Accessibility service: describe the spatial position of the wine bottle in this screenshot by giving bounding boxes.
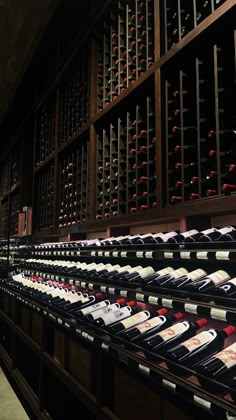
[198,226,235,242]
[212,278,236,297]
[75,297,126,319]
[120,308,168,340]
[141,312,184,349]
[167,229,200,243]
[152,318,208,354]
[87,300,126,321]
[167,269,208,290]
[184,228,217,243]
[94,301,137,327]
[148,268,189,287]
[167,325,236,369]
[108,310,151,334]
[184,270,231,293]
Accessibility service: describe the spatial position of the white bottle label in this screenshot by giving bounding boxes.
[171,268,188,279]
[136,316,165,333]
[182,330,217,353]
[158,321,189,342]
[224,278,236,286]
[215,343,236,369]
[139,267,155,279]
[162,231,178,242]
[201,228,216,234]
[91,303,119,320]
[157,267,174,276]
[120,311,150,329]
[80,300,108,316]
[218,226,235,234]
[188,269,207,281]
[182,229,198,238]
[207,270,230,285]
[103,307,132,326]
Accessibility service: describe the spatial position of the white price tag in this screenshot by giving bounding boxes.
[105,252,110,257]
[43,310,47,316]
[136,252,144,258]
[162,298,173,308]
[139,364,150,376]
[148,296,158,305]
[108,287,116,295]
[81,282,86,288]
[91,251,96,257]
[65,323,70,329]
[210,307,227,322]
[196,251,208,260]
[136,293,145,302]
[121,252,127,257]
[163,379,176,391]
[61,278,65,283]
[145,251,153,259]
[101,343,109,352]
[184,303,198,315]
[76,251,81,256]
[75,281,80,286]
[194,395,211,412]
[113,252,119,257]
[82,331,88,339]
[100,286,107,293]
[180,251,190,259]
[98,251,103,257]
[87,335,94,343]
[69,280,74,285]
[88,283,94,289]
[216,251,230,261]
[164,252,173,259]
[76,328,82,335]
[57,318,63,325]
[120,290,128,298]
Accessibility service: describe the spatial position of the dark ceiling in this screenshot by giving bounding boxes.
[0,0,58,124]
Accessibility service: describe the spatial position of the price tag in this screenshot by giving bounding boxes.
[57,318,63,325]
[81,282,86,288]
[98,251,103,257]
[180,251,190,259]
[37,307,40,312]
[87,335,94,343]
[162,379,176,391]
[112,252,119,257]
[100,286,107,293]
[101,343,109,352]
[139,364,150,376]
[105,252,110,257]
[61,278,65,283]
[193,395,211,413]
[49,313,56,321]
[162,298,173,308]
[136,251,144,258]
[210,307,227,322]
[121,252,127,257]
[76,251,81,256]
[75,281,80,286]
[196,251,208,260]
[164,252,173,259]
[91,251,96,257]
[145,251,153,259]
[88,283,93,290]
[148,296,158,305]
[82,331,88,339]
[65,323,70,329]
[184,303,198,315]
[69,279,74,285]
[136,293,145,302]
[108,287,116,295]
[120,290,128,298]
[216,251,230,261]
[76,328,82,335]
[43,310,47,316]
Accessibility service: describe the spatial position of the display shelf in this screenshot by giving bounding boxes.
[33,162,55,232]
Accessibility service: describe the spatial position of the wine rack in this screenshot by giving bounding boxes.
[96,90,156,219]
[10,143,21,189]
[96,0,155,112]
[34,163,55,231]
[58,47,90,145]
[9,192,20,237]
[35,91,56,167]
[0,200,8,239]
[58,139,89,227]
[164,26,236,205]
[0,159,10,198]
[162,0,227,54]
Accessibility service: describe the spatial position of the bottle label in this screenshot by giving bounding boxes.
[188,269,207,281]
[91,303,119,320]
[120,311,150,329]
[157,267,174,276]
[103,307,131,326]
[162,231,178,242]
[201,228,216,234]
[182,229,198,238]
[225,278,236,286]
[172,268,188,279]
[219,226,234,234]
[207,270,230,285]
[215,343,236,369]
[80,300,108,316]
[158,321,189,342]
[139,267,155,279]
[136,315,166,333]
[182,330,217,353]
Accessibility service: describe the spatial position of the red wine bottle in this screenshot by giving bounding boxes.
[108,309,151,334]
[152,318,208,354]
[94,301,137,327]
[167,269,207,290]
[198,226,235,242]
[184,270,230,293]
[184,228,217,243]
[212,278,236,297]
[167,229,200,243]
[119,308,168,340]
[196,342,236,384]
[76,297,126,319]
[148,267,188,287]
[141,312,184,349]
[167,325,236,368]
[87,298,128,321]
